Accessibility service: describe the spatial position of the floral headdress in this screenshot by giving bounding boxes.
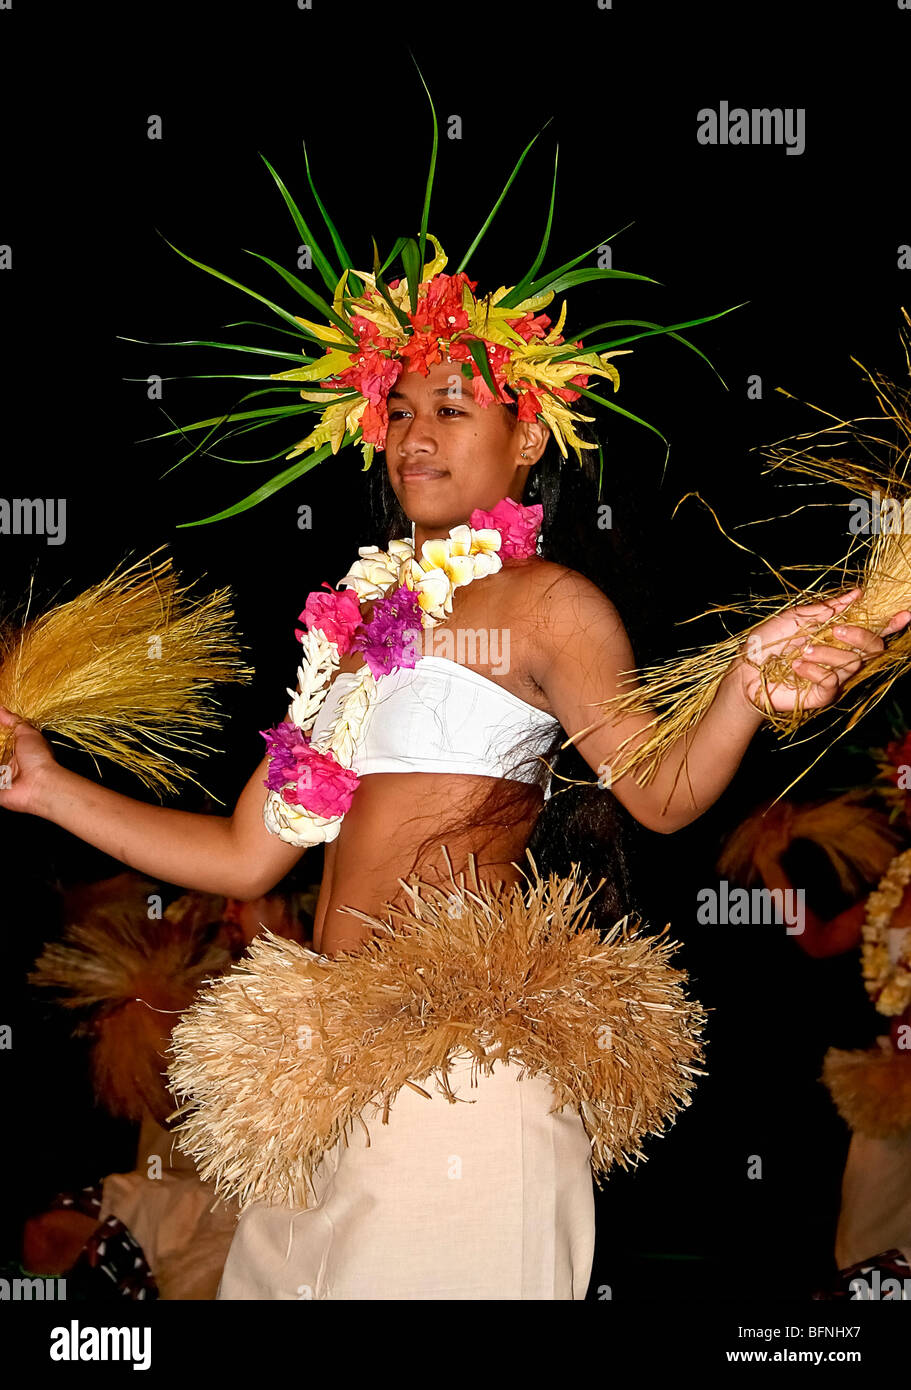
[131,67,740,527]
[273,233,628,470]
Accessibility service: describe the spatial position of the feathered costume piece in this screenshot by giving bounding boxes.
[167,850,707,1214]
[583,308,911,806]
[30,888,232,1123]
[0,546,254,798]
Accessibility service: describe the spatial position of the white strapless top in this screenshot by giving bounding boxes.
[309,655,560,790]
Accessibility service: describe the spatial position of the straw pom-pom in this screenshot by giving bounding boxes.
[0,545,254,797]
[167,849,707,1213]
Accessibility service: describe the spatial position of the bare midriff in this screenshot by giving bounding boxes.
[311,771,544,956]
[307,561,554,957]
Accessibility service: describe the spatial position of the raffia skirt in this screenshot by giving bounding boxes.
[168,856,706,1302]
[216,1045,596,1301]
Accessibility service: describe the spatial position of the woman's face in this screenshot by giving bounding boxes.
[382,361,548,532]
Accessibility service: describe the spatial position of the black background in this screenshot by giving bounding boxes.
[1,0,909,1302]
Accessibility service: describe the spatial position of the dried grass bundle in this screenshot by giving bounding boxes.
[717,789,903,895]
[579,309,911,803]
[31,890,232,1121]
[166,849,707,1213]
[822,1043,911,1138]
[0,546,255,797]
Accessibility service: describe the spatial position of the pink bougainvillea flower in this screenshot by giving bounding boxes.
[352,585,423,678]
[260,724,360,817]
[506,310,553,342]
[260,721,311,789]
[295,582,364,650]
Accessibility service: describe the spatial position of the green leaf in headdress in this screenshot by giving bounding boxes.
[496,222,642,309]
[156,232,357,346]
[301,141,364,296]
[409,52,438,273]
[371,238,411,330]
[379,236,409,277]
[175,439,341,527]
[499,143,560,307]
[466,339,500,401]
[456,119,554,274]
[116,333,314,366]
[401,237,423,317]
[241,247,356,339]
[563,381,671,475]
[549,305,749,389]
[258,153,341,296]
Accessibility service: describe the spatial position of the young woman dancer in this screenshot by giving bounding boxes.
[2,354,905,1299]
[6,148,911,1296]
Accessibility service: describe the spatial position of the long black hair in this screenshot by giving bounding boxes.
[364,405,672,933]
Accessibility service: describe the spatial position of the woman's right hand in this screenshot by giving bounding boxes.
[0,706,59,815]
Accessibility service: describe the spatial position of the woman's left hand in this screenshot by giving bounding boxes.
[732,587,911,715]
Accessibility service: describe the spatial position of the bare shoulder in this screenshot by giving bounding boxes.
[514,559,624,629]
[509,560,631,690]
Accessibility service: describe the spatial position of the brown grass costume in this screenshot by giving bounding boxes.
[167,849,708,1214]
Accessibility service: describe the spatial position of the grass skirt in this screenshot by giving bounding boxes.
[167,851,707,1223]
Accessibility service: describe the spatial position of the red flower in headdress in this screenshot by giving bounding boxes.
[507,310,554,342]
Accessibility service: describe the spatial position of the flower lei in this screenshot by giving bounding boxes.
[862,846,911,1016]
[259,496,543,847]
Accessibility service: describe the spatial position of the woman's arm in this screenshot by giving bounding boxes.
[537,595,764,832]
[531,570,909,834]
[750,848,867,956]
[0,707,307,899]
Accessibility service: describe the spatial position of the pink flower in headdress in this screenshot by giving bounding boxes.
[464,341,513,409]
[516,383,545,422]
[410,271,476,337]
[333,344,402,404]
[359,397,391,445]
[399,331,445,377]
[552,372,590,404]
[295,582,363,651]
[469,496,543,561]
[506,310,553,342]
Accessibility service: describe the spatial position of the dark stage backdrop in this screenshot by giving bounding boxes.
[1,0,908,1301]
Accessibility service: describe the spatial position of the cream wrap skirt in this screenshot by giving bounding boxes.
[216,1047,596,1301]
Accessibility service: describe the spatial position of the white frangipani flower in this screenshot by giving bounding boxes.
[263,790,342,845]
